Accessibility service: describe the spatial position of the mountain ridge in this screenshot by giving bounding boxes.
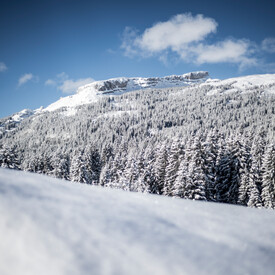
[1,72,275,136]
[45,71,209,112]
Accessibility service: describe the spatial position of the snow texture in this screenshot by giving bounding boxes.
[0,168,275,275]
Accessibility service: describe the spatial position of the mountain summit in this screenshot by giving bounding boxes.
[45,71,209,112]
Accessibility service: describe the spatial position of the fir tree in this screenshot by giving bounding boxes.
[163,139,181,196]
[261,144,275,208]
[154,143,168,195]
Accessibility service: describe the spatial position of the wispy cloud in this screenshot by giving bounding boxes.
[58,78,94,94]
[45,79,56,86]
[121,13,259,70]
[45,72,94,94]
[0,62,7,72]
[18,73,36,87]
[262,38,275,53]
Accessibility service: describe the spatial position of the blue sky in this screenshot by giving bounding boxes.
[1,0,275,117]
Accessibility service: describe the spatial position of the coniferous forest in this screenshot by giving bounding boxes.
[1,82,275,208]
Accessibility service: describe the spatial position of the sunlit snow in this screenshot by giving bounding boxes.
[0,168,274,275]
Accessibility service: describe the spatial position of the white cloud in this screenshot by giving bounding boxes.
[262,38,275,53]
[45,79,56,86]
[57,72,69,81]
[192,40,254,64]
[135,13,217,53]
[58,78,94,94]
[18,73,34,86]
[0,62,7,72]
[121,27,140,57]
[45,73,94,94]
[121,13,257,69]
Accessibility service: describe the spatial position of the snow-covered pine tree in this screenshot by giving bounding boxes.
[50,154,70,180]
[238,136,252,206]
[247,137,265,207]
[216,134,252,205]
[215,137,232,203]
[225,137,242,204]
[83,146,101,185]
[203,130,219,201]
[172,153,188,198]
[120,155,139,191]
[135,149,149,192]
[143,145,157,194]
[154,143,168,195]
[261,144,275,208]
[184,135,207,201]
[70,153,86,183]
[0,146,20,170]
[163,139,181,196]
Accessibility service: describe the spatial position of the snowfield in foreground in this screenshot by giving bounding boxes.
[0,168,275,275]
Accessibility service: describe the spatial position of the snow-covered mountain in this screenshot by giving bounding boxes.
[2,72,275,125]
[45,72,275,112]
[1,168,275,275]
[0,71,275,209]
[0,71,207,133]
[0,107,43,136]
[45,71,209,112]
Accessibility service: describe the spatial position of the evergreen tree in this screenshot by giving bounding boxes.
[238,137,252,206]
[0,146,20,170]
[50,154,70,180]
[70,153,86,183]
[172,153,189,198]
[154,143,168,195]
[247,138,264,207]
[163,139,181,196]
[203,130,219,201]
[184,136,207,201]
[215,139,232,203]
[83,146,101,185]
[261,144,275,208]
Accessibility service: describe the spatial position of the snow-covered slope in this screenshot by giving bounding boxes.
[0,168,274,275]
[202,74,275,95]
[0,107,43,136]
[45,71,209,112]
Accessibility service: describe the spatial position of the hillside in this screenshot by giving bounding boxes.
[0,168,275,275]
[0,73,275,208]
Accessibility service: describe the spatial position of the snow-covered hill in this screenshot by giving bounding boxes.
[0,168,274,275]
[0,107,43,136]
[202,74,275,96]
[45,71,209,112]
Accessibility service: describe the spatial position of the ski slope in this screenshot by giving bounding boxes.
[0,168,275,275]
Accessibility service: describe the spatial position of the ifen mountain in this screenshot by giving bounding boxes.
[0,71,275,209]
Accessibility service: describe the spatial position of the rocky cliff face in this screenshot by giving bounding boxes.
[79,71,209,95]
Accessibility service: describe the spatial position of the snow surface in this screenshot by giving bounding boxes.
[0,168,275,275]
